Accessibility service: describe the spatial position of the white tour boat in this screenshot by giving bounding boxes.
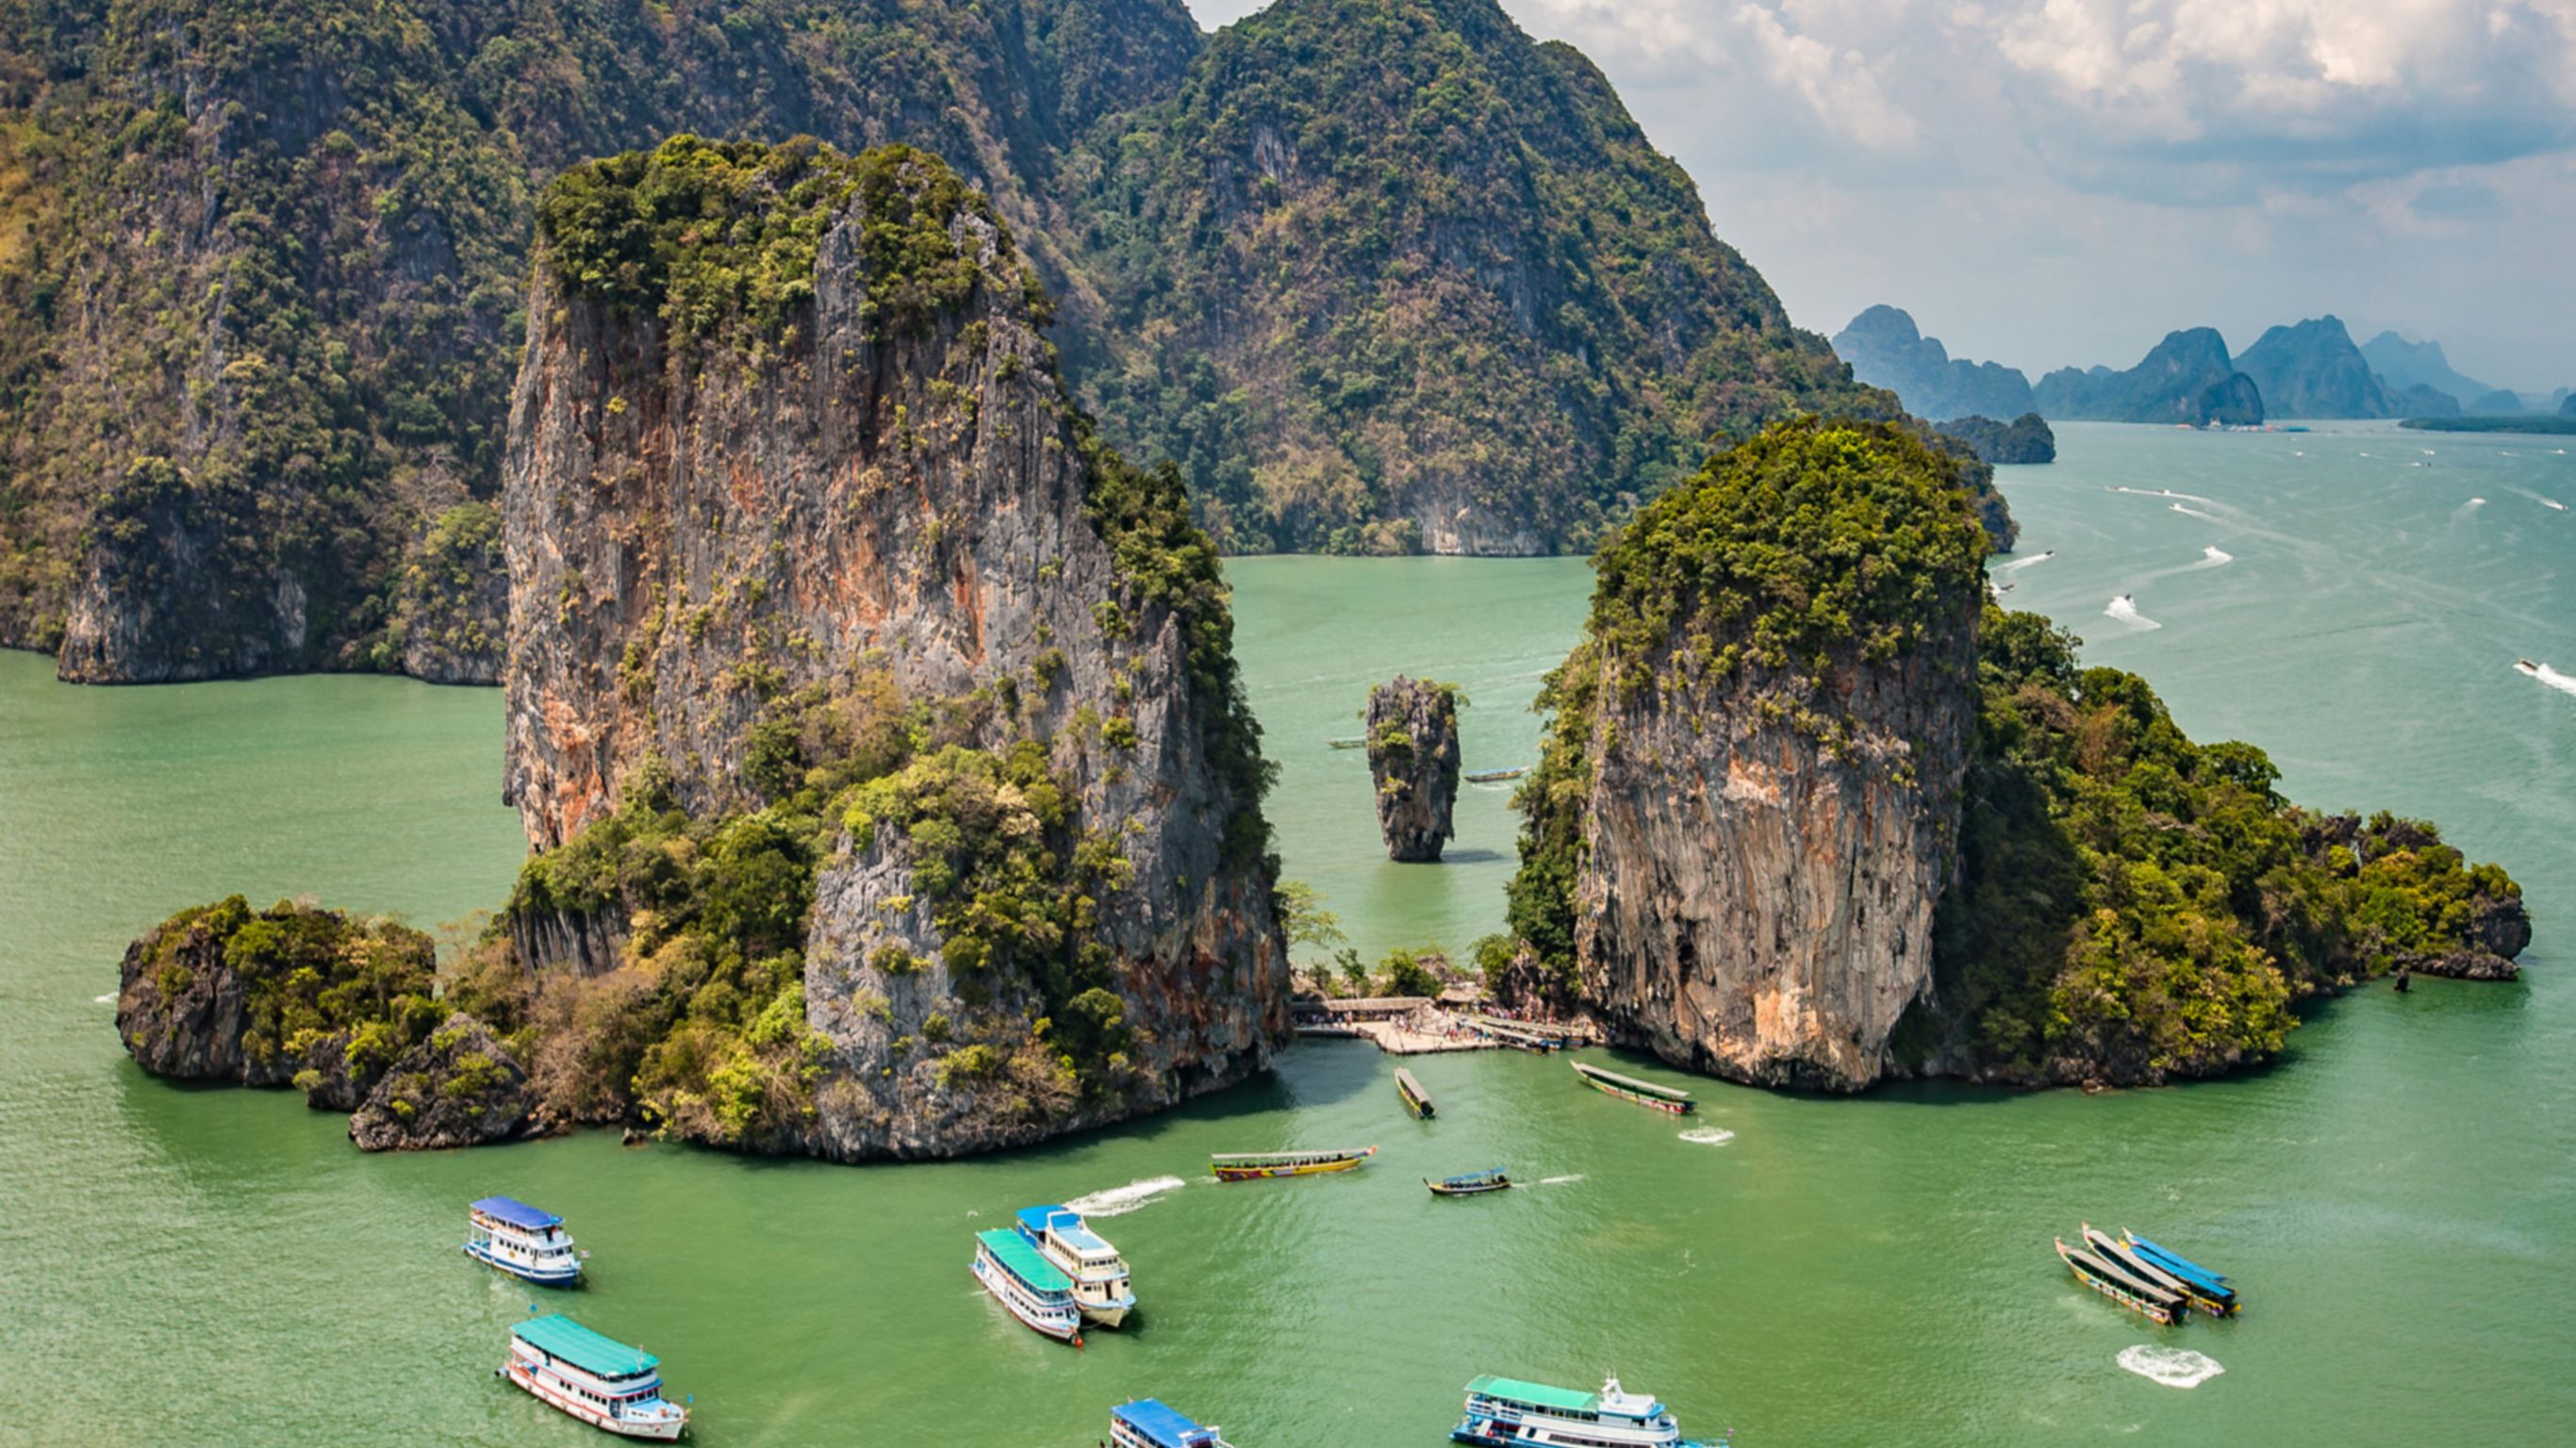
[1015,1203,1138,1327]
[1113,1397,1236,1447]
[501,1313,688,1440]
[1453,1374,1724,1447]
[971,1227,1082,1342]
[466,1196,585,1285]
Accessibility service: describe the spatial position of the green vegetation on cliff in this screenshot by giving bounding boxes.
[1934,413,2056,466]
[1507,419,1992,979]
[1920,608,2528,1084]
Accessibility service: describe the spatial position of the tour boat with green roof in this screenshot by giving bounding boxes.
[1112,1397,1236,1447]
[1016,1204,1136,1327]
[502,1313,688,1440]
[1209,1145,1376,1181]
[1453,1374,1721,1447]
[466,1196,585,1286]
[971,1227,1082,1342]
[1571,1061,1696,1114]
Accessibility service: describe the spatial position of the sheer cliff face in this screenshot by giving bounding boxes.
[1568,616,1977,1088]
[503,141,1285,1159]
[1365,677,1461,862]
[1507,420,1990,1091]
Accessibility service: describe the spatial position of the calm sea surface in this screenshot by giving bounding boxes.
[1,421,2568,1445]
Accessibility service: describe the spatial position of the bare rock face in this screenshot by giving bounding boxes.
[501,140,1287,1160]
[116,913,255,1084]
[350,1013,537,1151]
[1505,420,1991,1091]
[1365,677,1461,861]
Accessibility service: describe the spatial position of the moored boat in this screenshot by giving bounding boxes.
[1427,1168,1511,1196]
[2122,1230,2239,1315]
[1395,1067,1436,1120]
[1016,1204,1137,1327]
[1571,1061,1696,1114]
[466,1196,585,1286]
[971,1227,1082,1343]
[1453,1374,1722,1447]
[2083,1224,2222,1316]
[1112,1398,1236,1448]
[500,1313,687,1440]
[2055,1237,2184,1325]
[1210,1146,1377,1182]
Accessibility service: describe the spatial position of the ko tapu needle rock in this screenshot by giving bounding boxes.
[1365,677,1462,862]
[498,140,1287,1159]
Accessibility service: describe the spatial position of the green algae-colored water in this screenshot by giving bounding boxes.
[2,422,2569,1444]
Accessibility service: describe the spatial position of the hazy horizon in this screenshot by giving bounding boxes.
[1183,0,2576,392]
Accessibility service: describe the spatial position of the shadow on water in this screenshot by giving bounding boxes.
[1428,847,1506,865]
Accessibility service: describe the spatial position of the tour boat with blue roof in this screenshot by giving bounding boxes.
[2122,1228,2239,1316]
[466,1196,585,1285]
[1112,1398,1236,1448]
[971,1227,1082,1343]
[502,1313,688,1440]
[1016,1204,1137,1326]
[1454,1374,1722,1447]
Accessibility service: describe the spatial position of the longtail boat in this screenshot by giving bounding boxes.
[1395,1067,1436,1119]
[2055,1237,2184,1325]
[1113,1398,1236,1448]
[2122,1230,2239,1316]
[1462,766,1527,782]
[1210,1146,1377,1182]
[1571,1061,1695,1114]
[1427,1168,1511,1196]
[1465,1016,1560,1053]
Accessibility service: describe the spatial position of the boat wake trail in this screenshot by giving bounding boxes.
[2199,546,2234,567]
[1066,1176,1186,1218]
[2118,1345,2224,1389]
[2000,550,2056,572]
[1537,1174,1585,1186]
[2518,661,2576,699]
[1677,1127,1736,1146]
[2455,498,2489,522]
[2112,486,2219,506]
[2170,502,2223,522]
[92,993,115,1004]
[2104,596,2162,630]
[2508,486,2569,512]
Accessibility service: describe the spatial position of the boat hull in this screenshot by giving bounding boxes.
[503,1361,685,1440]
[1210,1148,1375,1181]
[972,1251,1082,1342]
[1080,1301,1133,1328]
[467,1242,582,1286]
[1576,1075,1694,1114]
[2056,1240,2181,1325]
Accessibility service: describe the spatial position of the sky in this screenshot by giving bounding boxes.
[1182,0,2576,391]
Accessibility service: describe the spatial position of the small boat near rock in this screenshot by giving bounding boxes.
[1453,1374,1721,1447]
[2122,1229,2239,1316]
[1572,1061,1695,1114]
[1113,1398,1237,1448]
[1016,1204,1137,1327]
[2055,1236,2184,1325]
[501,1313,688,1440]
[1462,766,1527,782]
[466,1196,586,1286]
[1427,1167,1511,1196]
[1210,1146,1377,1182]
[971,1227,1082,1343]
[1395,1067,1435,1119]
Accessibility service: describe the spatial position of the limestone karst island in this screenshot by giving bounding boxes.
[3,1,2566,1443]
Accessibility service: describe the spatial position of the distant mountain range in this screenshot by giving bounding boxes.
[1841,305,2560,424]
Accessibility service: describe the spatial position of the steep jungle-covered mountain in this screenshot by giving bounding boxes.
[1078,0,1898,555]
[0,0,1198,681]
[0,0,1927,683]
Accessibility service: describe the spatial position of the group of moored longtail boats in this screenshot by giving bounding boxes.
[2054,1224,2241,1325]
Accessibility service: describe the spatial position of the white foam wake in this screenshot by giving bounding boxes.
[92,994,115,1004]
[2200,546,2234,566]
[2118,1345,2224,1389]
[1678,1127,1736,1145]
[2105,596,2162,630]
[2170,502,2222,522]
[1066,1176,1186,1218]
[2001,550,2056,572]
[2113,485,2219,506]
[1538,1174,1585,1185]
[2518,662,2576,699]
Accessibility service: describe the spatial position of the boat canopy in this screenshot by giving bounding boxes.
[1573,1061,1693,1100]
[1210,1147,1371,1164]
[512,1314,657,1380]
[1015,1204,1113,1255]
[1114,1398,1222,1447]
[1442,1168,1506,1185]
[977,1228,1072,1292]
[1465,1375,1599,1413]
[472,1196,563,1231]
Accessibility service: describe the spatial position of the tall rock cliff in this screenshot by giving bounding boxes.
[1833,305,2035,423]
[2034,329,2264,425]
[500,139,1286,1160]
[1503,420,1990,1089]
[1364,676,1461,862]
[2231,316,2401,420]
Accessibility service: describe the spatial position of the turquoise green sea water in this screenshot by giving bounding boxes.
[1,421,2568,1445]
